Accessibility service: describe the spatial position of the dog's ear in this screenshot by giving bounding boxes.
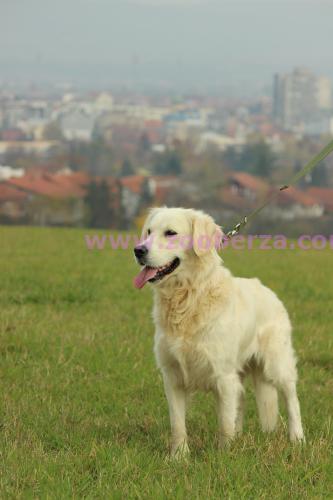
[192,211,223,257]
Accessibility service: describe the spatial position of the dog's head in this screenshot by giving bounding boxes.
[133,207,223,289]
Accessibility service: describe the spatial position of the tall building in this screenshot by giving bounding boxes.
[317,77,332,111]
[273,68,332,134]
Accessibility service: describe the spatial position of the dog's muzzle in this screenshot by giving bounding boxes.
[134,244,148,265]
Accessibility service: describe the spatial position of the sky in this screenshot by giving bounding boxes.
[1,0,333,94]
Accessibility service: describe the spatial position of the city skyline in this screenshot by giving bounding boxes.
[1,0,333,94]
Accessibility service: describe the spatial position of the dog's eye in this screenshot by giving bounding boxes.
[165,230,177,237]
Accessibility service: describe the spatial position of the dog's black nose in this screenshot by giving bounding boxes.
[134,245,148,260]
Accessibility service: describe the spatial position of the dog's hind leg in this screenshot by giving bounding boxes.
[253,370,279,433]
[258,324,304,442]
[279,378,304,442]
[262,360,304,441]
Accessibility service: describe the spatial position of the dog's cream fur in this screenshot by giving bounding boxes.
[138,207,304,457]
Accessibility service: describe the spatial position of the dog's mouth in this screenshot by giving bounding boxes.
[133,258,180,289]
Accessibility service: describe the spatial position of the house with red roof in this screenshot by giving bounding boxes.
[148,176,178,204]
[3,170,91,225]
[0,183,29,222]
[228,172,270,202]
[306,187,333,213]
[217,172,270,218]
[0,167,180,227]
[267,186,324,219]
[221,171,324,220]
[118,175,151,226]
[0,167,327,227]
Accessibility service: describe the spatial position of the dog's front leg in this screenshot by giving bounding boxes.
[163,372,189,458]
[216,373,243,448]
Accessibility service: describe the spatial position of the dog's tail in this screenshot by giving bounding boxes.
[253,373,278,432]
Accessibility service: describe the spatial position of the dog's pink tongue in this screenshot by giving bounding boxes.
[133,266,158,289]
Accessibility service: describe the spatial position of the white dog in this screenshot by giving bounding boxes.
[133,207,304,457]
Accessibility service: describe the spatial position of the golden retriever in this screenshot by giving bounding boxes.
[133,207,304,457]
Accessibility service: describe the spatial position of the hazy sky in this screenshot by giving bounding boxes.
[1,0,333,92]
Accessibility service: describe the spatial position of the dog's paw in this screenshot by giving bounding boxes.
[169,441,190,461]
[290,431,306,444]
[218,434,234,450]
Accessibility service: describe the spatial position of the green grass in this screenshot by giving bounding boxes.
[0,226,332,498]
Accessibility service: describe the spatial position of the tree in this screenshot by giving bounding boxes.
[249,141,275,177]
[120,159,135,177]
[139,133,150,153]
[223,147,243,171]
[224,141,275,178]
[85,180,114,228]
[309,161,328,187]
[153,152,182,175]
[67,139,115,175]
[140,178,153,209]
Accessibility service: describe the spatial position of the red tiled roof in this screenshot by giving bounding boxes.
[65,171,91,184]
[0,183,28,202]
[306,187,333,211]
[229,172,270,193]
[226,172,321,208]
[276,186,319,207]
[48,172,90,197]
[6,176,64,198]
[5,172,91,199]
[149,176,178,203]
[120,175,146,194]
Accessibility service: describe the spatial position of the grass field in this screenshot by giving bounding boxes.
[0,225,332,498]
